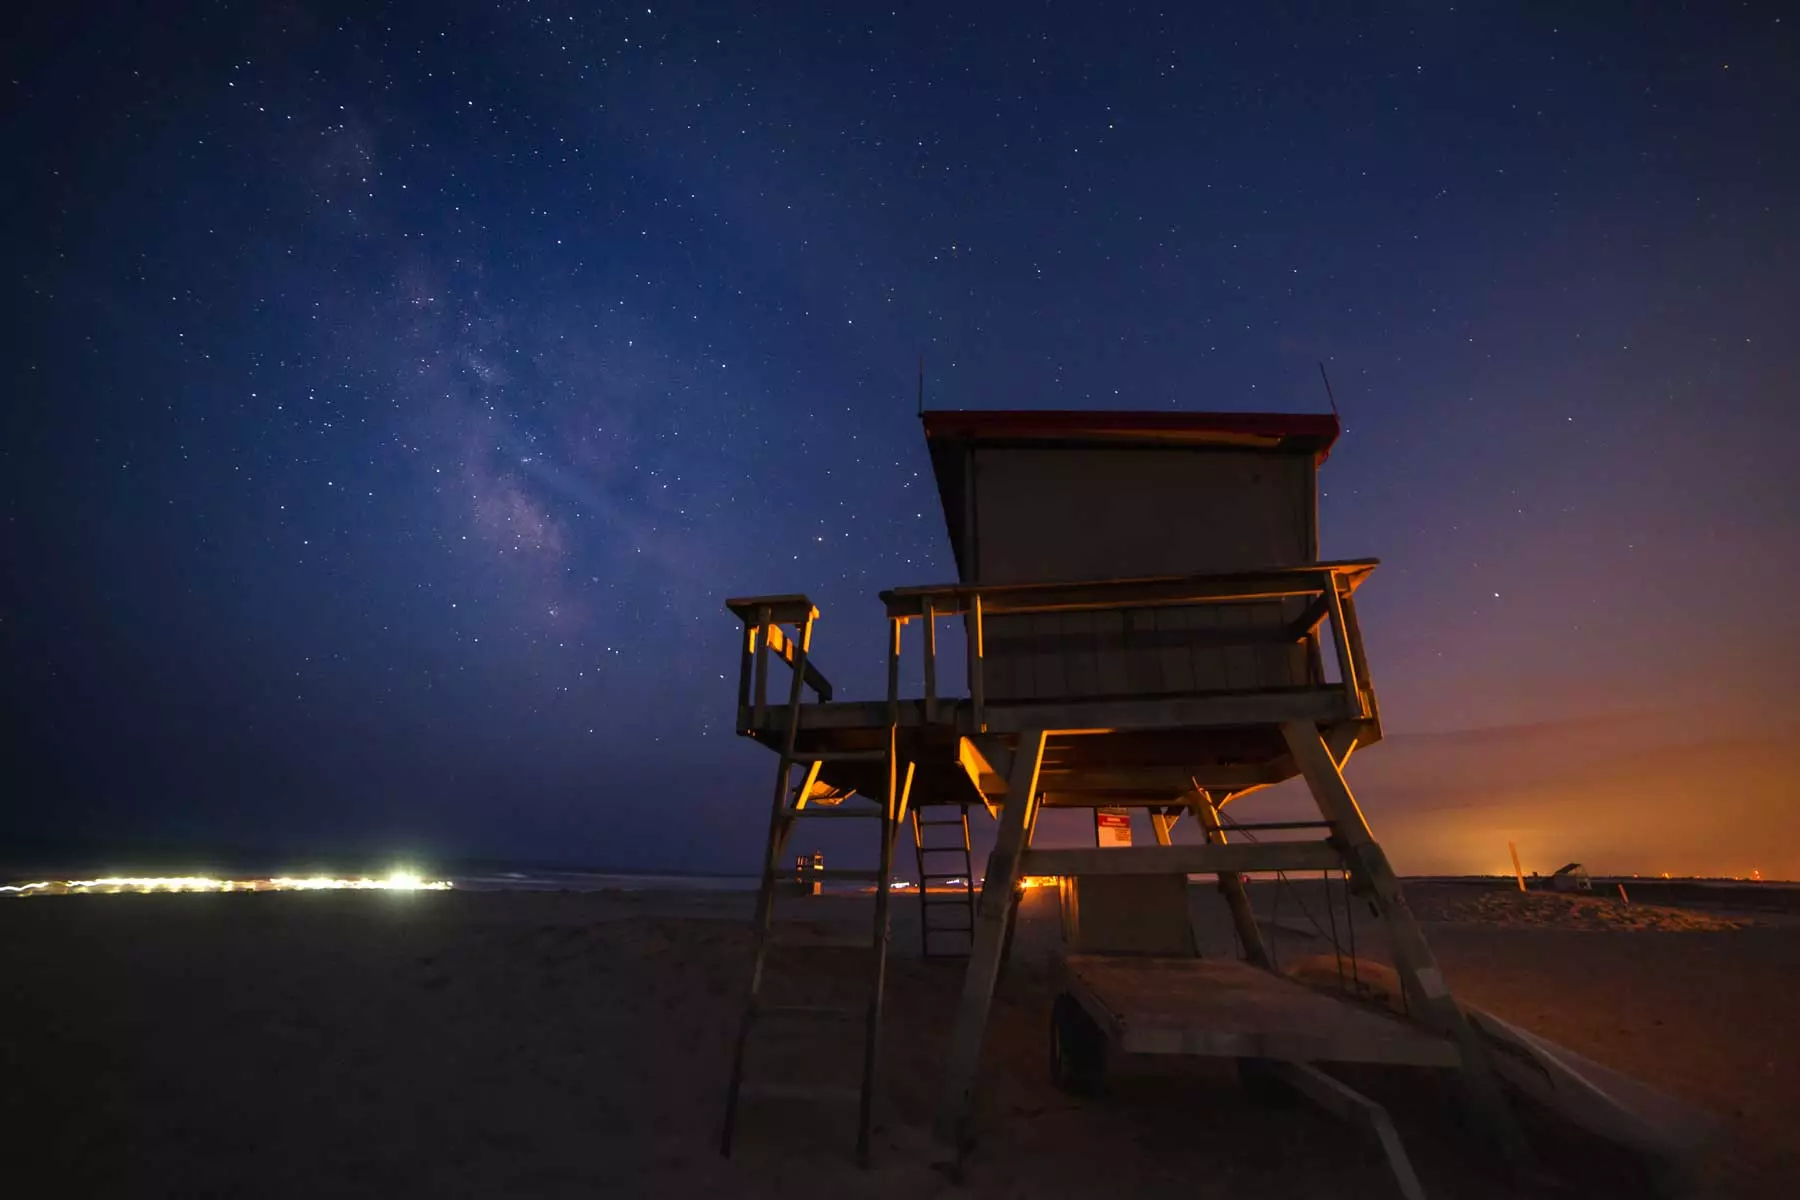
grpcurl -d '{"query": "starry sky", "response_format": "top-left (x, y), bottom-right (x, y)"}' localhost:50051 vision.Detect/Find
top-left (4, 2), bottom-right (1797, 876)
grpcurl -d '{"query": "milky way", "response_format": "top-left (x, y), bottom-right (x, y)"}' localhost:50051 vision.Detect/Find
top-left (4, 3), bottom-right (1796, 873)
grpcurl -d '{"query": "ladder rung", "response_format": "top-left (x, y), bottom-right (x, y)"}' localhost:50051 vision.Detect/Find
top-left (916, 844), bottom-right (969, 852)
top-left (801, 868), bottom-right (886, 881)
top-left (916, 819), bottom-right (967, 827)
top-left (783, 806), bottom-right (883, 819)
top-left (804, 750), bottom-right (888, 763)
top-left (756, 1003), bottom-right (863, 1021)
top-left (737, 1082), bottom-right (862, 1104)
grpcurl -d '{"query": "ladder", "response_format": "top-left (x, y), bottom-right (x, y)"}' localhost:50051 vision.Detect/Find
top-left (719, 606), bottom-right (914, 1167)
top-left (911, 805), bottom-right (976, 958)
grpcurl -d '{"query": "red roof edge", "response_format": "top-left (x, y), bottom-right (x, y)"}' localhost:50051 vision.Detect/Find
top-left (920, 409), bottom-right (1340, 461)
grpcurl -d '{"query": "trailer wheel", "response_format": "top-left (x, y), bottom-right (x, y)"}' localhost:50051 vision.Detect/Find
top-left (1236, 1057), bottom-right (1292, 1105)
top-left (1050, 992), bottom-right (1106, 1094)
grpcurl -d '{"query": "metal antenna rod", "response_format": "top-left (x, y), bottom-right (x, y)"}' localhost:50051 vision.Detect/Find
top-left (1317, 360), bottom-right (1341, 419)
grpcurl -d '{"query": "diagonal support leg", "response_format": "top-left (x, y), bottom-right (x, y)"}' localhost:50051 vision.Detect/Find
top-left (1281, 722), bottom-right (1528, 1166)
top-left (934, 729), bottom-right (1047, 1156)
top-left (1190, 789), bottom-right (1271, 968)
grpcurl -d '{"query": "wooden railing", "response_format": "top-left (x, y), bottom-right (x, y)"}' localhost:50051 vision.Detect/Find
top-left (877, 559), bottom-right (1380, 732)
top-left (726, 559), bottom-right (1380, 736)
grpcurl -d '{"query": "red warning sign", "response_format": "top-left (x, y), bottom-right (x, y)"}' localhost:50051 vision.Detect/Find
top-left (1095, 807), bottom-right (1132, 849)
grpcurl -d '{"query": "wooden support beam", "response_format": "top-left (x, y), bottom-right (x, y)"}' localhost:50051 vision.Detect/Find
top-left (1022, 841), bottom-right (1342, 877)
top-left (935, 729), bottom-right (1046, 1154)
top-left (1263, 1062), bottom-right (1427, 1200)
top-left (1280, 721), bottom-right (1527, 1165)
top-left (1192, 790), bottom-right (1271, 968)
top-left (1148, 808), bottom-right (1177, 846)
top-left (762, 621), bottom-right (835, 701)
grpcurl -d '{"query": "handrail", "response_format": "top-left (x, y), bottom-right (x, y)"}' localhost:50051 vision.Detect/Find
top-left (726, 562), bottom-right (1378, 737)
top-left (878, 558), bottom-right (1378, 619)
top-left (727, 596), bottom-right (834, 736)
top-left (877, 560), bottom-right (1378, 733)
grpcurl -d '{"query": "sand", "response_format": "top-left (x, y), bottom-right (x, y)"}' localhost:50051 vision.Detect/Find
top-left (2, 882), bottom-right (1794, 1198)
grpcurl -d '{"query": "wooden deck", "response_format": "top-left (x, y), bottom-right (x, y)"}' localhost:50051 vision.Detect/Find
top-left (1059, 954), bottom-right (1461, 1068)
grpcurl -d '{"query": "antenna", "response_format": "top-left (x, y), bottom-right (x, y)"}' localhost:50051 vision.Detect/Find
top-left (1316, 360), bottom-right (1341, 420)
top-left (917, 352), bottom-right (925, 418)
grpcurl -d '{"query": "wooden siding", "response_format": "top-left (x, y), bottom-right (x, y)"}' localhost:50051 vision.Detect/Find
top-left (970, 446), bottom-right (1318, 700)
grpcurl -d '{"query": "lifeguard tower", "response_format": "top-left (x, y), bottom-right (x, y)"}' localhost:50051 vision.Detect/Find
top-left (716, 408), bottom-right (1522, 1184)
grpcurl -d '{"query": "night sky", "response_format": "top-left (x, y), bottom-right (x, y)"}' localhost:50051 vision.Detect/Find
top-left (5, 3), bottom-right (1797, 876)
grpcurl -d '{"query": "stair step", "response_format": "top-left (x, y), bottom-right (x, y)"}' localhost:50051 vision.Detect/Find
top-left (783, 806), bottom-right (883, 820)
top-left (738, 1082), bottom-right (863, 1105)
top-left (757, 1003), bottom-right (863, 1021)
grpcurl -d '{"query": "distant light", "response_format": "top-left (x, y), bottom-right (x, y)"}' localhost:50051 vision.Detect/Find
top-left (1, 872), bottom-right (453, 896)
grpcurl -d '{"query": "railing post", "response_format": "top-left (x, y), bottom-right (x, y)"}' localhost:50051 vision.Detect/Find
top-left (923, 597), bottom-right (938, 723)
top-left (1321, 573), bottom-right (1360, 716)
top-left (886, 616), bottom-right (902, 727)
top-left (752, 605), bottom-right (772, 729)
top-left (966, 592), bottom-right (985, 732)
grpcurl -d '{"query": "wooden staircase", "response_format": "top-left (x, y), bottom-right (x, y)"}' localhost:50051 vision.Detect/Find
top-left (719, 601), bottom-right (914, 1166)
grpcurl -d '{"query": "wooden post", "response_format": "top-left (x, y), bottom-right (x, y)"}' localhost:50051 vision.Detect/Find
top-left (1338, 586), bottom-right (1378, 726)
top-left (935, 729), bottom-right (1046, 1153)
top-left (1508, 841), bottom-right (1526, 893)
top-left (1148, 808), bottom-right (1175, 847)
top-left (1321, 574), bottom-right (1360, 716)
top-left (1280, 721), bottom-right (1527, 1164)
top-left (923, 597), bottom-right (939, 723)
top-left (966, 593), bottom-right (986, 733)
top-left (1192, 791), bottom-right (1270, 969)
top-left (751, 606), bottom-right (772, 729)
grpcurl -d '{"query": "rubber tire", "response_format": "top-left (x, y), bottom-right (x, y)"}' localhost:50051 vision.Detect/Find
top-left (1049, 992), bottom-right (1107, 1094)
top-left (1236, 1057), bottom-right (1293, 1105)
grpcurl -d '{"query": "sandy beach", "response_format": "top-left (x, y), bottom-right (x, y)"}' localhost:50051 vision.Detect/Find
top-left (2, 881), bottom-right (1794, 1198)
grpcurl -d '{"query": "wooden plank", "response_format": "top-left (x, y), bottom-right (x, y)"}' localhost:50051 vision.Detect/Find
top-left (882, 559), bottom-right (1379, 618)
top-left (761, 620), bottom-right (835, 700)
top-left (979, 687), bottom-right (1352, 734)
top-left (1023, 841), bottom-right (1341, 876)
top-left (726, 594), bottom-right (819, 624)
top-left (1092, 607), bottom-right (1131, 695)
top-left (1033, 611), bottom-right (1068, 699)
top-left (1061, 955), bottom-right (1458, 1069)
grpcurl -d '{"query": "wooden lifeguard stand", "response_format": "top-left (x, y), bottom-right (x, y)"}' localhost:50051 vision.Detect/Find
top-left (718, 409), bottom-right (1522, 1182)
